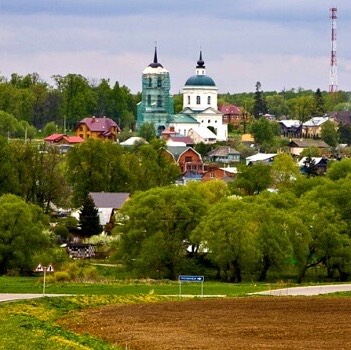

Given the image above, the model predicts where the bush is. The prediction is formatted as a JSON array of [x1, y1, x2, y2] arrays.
[[54, 271, 70, 282]]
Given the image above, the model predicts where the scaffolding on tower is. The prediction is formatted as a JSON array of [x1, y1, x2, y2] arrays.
[[329, 7, 338, 93]]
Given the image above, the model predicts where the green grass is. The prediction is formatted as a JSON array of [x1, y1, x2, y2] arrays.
[[0, 276, 280, 296], [0, 295, 166, 350], [1, 276, 351, 349]]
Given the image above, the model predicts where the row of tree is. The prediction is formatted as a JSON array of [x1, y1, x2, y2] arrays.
[[0, 73, 138, 131], [114, 157, 351, 283], [1, 72, 350, 138], [0, 137, 180, 210]]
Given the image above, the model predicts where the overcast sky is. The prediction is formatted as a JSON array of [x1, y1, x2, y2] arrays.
[[0, 0, 350, 94]]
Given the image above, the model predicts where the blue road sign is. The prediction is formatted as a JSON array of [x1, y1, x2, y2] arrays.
[[178, 275, 204, 282]]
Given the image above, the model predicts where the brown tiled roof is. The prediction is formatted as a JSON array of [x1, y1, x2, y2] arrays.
[[289, 139, 330, 148], [206, 146, 240, 157]]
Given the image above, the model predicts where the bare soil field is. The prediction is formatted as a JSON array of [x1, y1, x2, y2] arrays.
[[59, 297, 351, 350]]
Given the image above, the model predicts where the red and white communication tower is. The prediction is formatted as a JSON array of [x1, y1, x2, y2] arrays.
[[329, 7, 338, 93]]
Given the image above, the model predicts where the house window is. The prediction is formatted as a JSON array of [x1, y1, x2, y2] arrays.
[[207, 96, 211, 105], [188, 96, 191, 105], [185, 156, 192, 162], [148, 77, 152, 87], [157, 77, 162, 87], [196, 96, 201, 105], [157, 95, 162, 107], [147, 95, 151, 106], [210, 172, 215, 178], [79, 126, 83, 131]]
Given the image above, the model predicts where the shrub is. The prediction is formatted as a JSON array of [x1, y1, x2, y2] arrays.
[[54, 271, 70, 282]]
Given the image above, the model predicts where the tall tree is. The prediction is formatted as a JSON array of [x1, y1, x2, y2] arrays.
[[314, 88, 325, 116], [192, 199, 258, 282], [117, 186, 208, 280], [79, 195, 102, 238], [0, 194, 49, 274], [321, 120, 338, 148], [253, 81, 268, 118]]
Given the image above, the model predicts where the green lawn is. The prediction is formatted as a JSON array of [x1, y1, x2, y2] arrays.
[[0, 276, 274, 296]]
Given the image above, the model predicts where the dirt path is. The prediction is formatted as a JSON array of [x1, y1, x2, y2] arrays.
[[58, 296, 351, 350]]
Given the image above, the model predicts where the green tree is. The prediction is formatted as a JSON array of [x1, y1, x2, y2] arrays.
[[289, 95, 316, 122], [192, 199, 258, 282], [0, 111, 18, 138], [249, 201, 294, 281], [8, 141, 71, 211], [43, 122, 58, 136], [137, 122, 156, 142], [271, 153, 300, 190], [292, 199, 349, 283], [253, 81, 268, 118], [230, 163, 272, 196], [53, 74, 96, 128], [338, 124, 351, 145], [250, 118, 279, 147], [79, 195, 102, 238], [0, 194, 50, 274], [117, 186, 208, 280], [321, 120, 338, 148], [314, 88, 325, 115], [66, 138, 129, 206], [326, 158, 351, 181]]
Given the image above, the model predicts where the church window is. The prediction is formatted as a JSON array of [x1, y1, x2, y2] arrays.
[[207, 96, 211, 105], [157, 95, 162, 107], [196, 96, 201, 104], [147, 95, 151, 106], [157, 77, 162, 87], [148, 77, 152, 87], [188, 96, 191, 105]]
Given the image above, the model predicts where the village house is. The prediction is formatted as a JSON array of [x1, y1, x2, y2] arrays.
[[206, 146, 240, 164], [279, 120, 302, 138], [219, 104, 242, 128], [89, 192, 130, 233], [302, 116, 329, 138], [288, 139, 330, 156], [75, 116, 120, 141], [44, 133, 84, 145]]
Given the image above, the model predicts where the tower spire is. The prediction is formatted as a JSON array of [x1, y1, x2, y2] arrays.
[[148, 43, 163, 68], [197, 50, 205, 69], [153, 43, 158, 64]]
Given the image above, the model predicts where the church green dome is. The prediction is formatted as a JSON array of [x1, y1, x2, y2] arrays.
[[185, 75, 216, 87]]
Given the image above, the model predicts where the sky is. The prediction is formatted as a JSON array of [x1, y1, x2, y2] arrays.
[[0, 0, 350, 94]]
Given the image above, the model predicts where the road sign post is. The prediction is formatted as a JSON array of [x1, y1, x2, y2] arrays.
[[178, 275, 204, 297], [35, 264, 54, 296]]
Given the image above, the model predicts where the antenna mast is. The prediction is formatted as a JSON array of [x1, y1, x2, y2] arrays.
[[329, 7, 338, 93]]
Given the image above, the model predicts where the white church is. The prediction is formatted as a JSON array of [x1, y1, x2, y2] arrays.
[[137, 49, 227, 143]]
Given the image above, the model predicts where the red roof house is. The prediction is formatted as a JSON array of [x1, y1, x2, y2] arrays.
[[44, 134, 84, 145]]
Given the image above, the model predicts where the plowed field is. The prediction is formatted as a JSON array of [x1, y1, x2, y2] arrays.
[[59, 297, 351, 349]]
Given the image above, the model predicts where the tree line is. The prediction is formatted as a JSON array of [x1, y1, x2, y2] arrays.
[[0, 137, 180, 210], [0, 73, 139, 133], [1, 72, 351, 140], [113, 156, 351, 283]]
